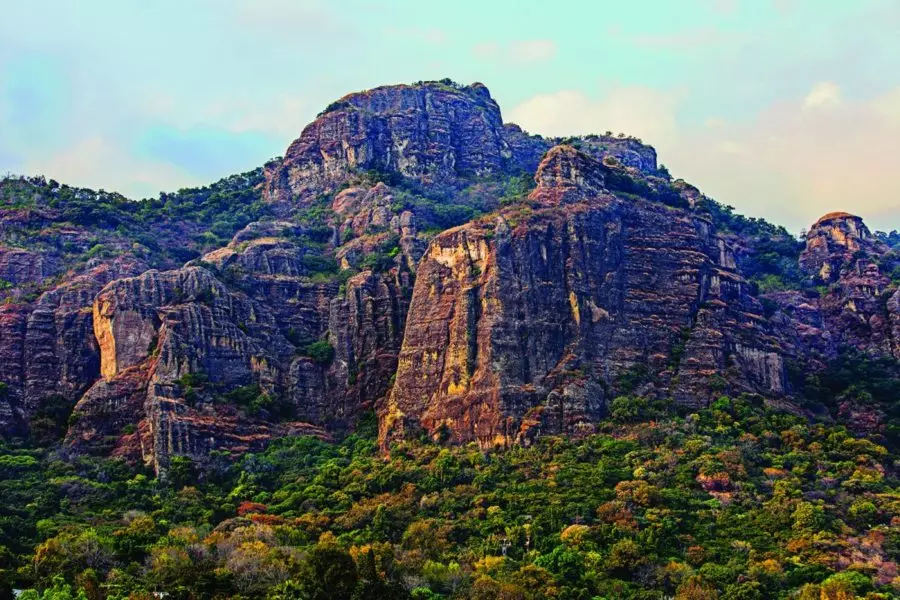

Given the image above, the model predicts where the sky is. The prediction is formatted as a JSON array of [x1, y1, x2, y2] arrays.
[[1, 0, 899, 233]]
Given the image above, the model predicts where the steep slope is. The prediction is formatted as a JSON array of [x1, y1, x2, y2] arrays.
[[0, 171, 269, 439], [800, 212, 899, 358], [264, 79, 661, 206], [381, 146, 785, 446], [0, 79, 898, 471]]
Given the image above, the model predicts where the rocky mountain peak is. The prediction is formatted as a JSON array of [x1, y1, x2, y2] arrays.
[[800, 211, 882, 281], [4, 78, 900, 480], [333, 80, 501, 117], [263, 80, 665, 208], [528, 145, 609, 206], [264, 80, 519, 204]]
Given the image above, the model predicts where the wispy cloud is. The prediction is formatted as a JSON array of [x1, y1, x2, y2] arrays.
[[25, 136, 199, 198], [802, 81, 842, 110], [608, 25, 738, 51], [230, 0, 348, 43], [508, 40, 557, 63], [471, 39, 557, 65], [770, 0, 800, 16], [511, 81, 900, 231], [508, 86, 684, 149], [707, 0, 739, 15]]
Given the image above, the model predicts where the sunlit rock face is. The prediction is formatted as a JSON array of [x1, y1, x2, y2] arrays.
[[800, 212, 882, 283], [381, 147, 784, 448], [264, 81, 660, 206], [2, 79, 899, 469]]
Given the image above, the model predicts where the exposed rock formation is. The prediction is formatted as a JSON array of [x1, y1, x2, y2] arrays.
[[0, 248, 50, 286], [69, 209, 411, 470], [265, 81, 660, 205], [800, 212, 885, 282], [2, 79, 899, 469], [264, 81, 522, 203], [381, 146, 784, 447], [0, 257, 147, 436], [799, 212, 899, 359]]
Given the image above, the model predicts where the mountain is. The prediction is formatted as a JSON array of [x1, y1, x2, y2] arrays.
[[2, 79, 900, 599], [1, 80, 898, 470]]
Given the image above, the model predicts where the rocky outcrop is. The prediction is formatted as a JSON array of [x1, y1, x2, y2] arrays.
[[381, 147, 784, 447], [0, 257, 148, 436], [575, 135, 659, 174], [69, 206, 413, 470], [78, 265, 308, 470], [0, 248, 50, 286], [265, 82, 520, 203], [4, 79, 900, 467], [798, 212, 899, 359], [331, 183, 425, 271], [800, 212, 885, 282], [265, 81, 661, 206], [203, 217, 413, 425], [529, 146, 608, 206]]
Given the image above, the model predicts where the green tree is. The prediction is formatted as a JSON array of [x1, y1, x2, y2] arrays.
[[295, 538, 358, 600], [19, 576, 88, 600]]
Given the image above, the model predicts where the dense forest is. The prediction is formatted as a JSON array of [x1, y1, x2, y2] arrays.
[[2, 371, 899, 599]]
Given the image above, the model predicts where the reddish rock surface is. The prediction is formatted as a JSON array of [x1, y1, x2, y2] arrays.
[[1, 80, 898, 470], [798, 212, 899, 359], [381, 147, 784, 447], [264, 81, 661, 205]]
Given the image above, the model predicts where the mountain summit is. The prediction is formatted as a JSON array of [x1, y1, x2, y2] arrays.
[[0, 80, 898, 471]]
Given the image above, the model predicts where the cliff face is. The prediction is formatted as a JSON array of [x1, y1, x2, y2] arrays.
[[0, 255, 148, 437], [265, 80, 660, 205], [381, 147, 784, 447], [68, 225, 407, 469], [797, 212, 899, 359], [2, 79, 899, 468], [264, 82, 521, 203], [800, 212, 884, 282]]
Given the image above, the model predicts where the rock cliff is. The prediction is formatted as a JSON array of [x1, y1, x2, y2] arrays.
[[381, 146, 784, 447], [1, 79, 898, 469], [797, 212, 899, 359], [265, 80, 660, 206]]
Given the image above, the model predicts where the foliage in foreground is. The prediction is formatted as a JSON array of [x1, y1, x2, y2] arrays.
[[1, 395, 898, 600]]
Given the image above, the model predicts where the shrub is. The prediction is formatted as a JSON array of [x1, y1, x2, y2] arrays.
[[303, 340, 335, 365]]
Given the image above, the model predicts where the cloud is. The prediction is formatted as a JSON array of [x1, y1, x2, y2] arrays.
[[673, 83, 900, 230], [803, 81, 842, 110], [0, 56, 68, 150], [25, 136, 199, 198], [508, 87, 683, 150], [136, 125, 276, 181], [707, 0, 739, 15], [471, 39, 557, 65], [770, 0, 800, 15], [872, 87, 900, 124], [229, 0, 352, 45], [509, 82, 900, 232], [604, 19, 737, 52], [133, 87, 315, 143], [231, 0, 334, 30], [472, 42, 500, 59], [200, 96, 314, 139], [508, 40, 557, 63], [628, 27, 735, 50]]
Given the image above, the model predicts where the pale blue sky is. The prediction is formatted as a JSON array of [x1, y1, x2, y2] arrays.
[[1, 0, 899, 231]]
